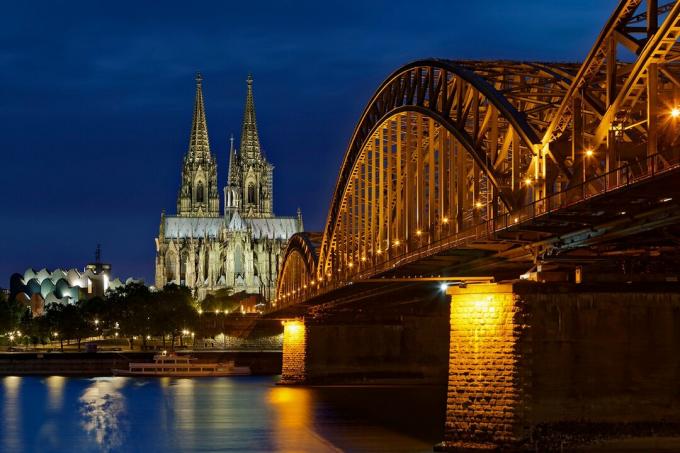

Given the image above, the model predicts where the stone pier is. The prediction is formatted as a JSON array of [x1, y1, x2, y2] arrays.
[[441, 281, 680, 451], [280, 314, 449, 385]]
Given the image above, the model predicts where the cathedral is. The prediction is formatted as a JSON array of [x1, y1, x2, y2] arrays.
[[155, 74, 302, 301]]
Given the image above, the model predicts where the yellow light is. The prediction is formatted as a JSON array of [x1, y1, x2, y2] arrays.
[[523, 177, 532, 185], [361, 256, 366, 262], [475, 201, 483, 209], [672, 107, 680, 118], [310, 280, 315, 284], [348, 262, 354, 268], [198, 309, 203, 314], [442, 217, 449, 223], [393, 240, 400, 246], [514, 217, 519, 223], [146, 335, 151, 340], [585, 148, 594, 157], [376, 249, 382, 254], [215, 309, 220, 314], [416, 230, 422, 236]]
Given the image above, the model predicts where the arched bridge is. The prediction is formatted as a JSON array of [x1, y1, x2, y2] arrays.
[[275, 0, 680, 311]]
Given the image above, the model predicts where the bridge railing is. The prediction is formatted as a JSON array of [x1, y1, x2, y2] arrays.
[[278, 152, 680, 308]]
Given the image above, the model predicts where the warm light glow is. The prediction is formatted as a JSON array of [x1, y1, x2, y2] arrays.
[[393, 239, 400, 246], [376, 249, 382, 254], [416, 230, 422, 236], [197, 309, 203, 314], [672, 107, 680, 118], [475, 201, 483, 209], [523, 177, 532, 185], [513, 217, 519, 223], [283, 320, 303, 336], [442, 217, 449, 223], [361, 256, 366, 262], [585, 148, 594, 157], [440, 283, 449, 292], [348, 262, 354, 268]]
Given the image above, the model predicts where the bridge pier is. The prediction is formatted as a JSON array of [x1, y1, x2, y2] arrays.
[[442, 283, 529, 451], [440, 281, 680, 451], [280, 319, 308, 384], [280, 313, 449, 385]]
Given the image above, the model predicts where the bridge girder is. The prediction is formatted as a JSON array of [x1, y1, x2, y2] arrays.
[[275, 0, 680, 307]]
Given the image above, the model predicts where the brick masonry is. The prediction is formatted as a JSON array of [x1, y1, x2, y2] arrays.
[[443, 281, 680, 450], [280, 320, 307, 384]]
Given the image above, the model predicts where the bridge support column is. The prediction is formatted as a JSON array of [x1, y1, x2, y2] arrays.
[[280, 319, 308, 384], [440, 283, 530, 451]]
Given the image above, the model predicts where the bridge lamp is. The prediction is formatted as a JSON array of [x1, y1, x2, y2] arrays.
[[523, 177, 533, 186], [671, 107, 680, 118], [585, 148, 594, 158]]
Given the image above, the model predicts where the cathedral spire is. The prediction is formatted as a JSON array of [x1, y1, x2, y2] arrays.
[[239, 74, 262, 159], [188, 72, 211, 157], [227, 134, 235, 183]]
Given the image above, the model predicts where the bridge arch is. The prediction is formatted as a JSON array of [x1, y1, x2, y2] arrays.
[[316, 59, 575, 280], [275, 232, 322, 306]]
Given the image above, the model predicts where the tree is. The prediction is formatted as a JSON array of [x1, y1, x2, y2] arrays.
[[0, 293, 26, 336], [154, 284, 198, 351], [44, 303, 91, 351], [199, 287, 241, 314]]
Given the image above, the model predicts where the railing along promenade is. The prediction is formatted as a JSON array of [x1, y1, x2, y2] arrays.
[[276, 152, 680, 309]]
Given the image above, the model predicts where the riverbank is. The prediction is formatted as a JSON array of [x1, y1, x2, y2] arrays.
[[0, 350, 282, 376]]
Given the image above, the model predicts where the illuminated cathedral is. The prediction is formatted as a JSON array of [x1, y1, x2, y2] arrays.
[[155, 74, 302, 300]]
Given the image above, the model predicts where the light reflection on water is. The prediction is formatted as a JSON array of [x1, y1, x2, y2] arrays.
[[0, 375, 444, 453]]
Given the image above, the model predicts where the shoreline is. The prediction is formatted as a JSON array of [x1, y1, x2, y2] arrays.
[[0, 350, 283, 376]]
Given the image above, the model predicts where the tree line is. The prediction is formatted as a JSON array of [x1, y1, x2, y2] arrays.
[[0, 283, 198, 351]]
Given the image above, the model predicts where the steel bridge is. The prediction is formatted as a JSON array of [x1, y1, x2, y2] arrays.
[[275, 0, 680, 313]]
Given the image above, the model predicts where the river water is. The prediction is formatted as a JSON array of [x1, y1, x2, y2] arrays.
[[0, 375, 445, 452]]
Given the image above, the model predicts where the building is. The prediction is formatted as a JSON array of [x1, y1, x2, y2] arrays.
[[8, 253, 141, 316], [155, 74, 302, 301]]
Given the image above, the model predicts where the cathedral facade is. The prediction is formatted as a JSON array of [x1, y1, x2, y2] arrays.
[[155, 74, 302, 301]]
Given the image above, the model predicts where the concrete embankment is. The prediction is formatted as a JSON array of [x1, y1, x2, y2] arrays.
[[0, 351, 282, 376]]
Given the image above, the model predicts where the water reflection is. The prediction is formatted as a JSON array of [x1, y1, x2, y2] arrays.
[[46, 376, 65, 411], [0, 376, 443, 452], [2, 376, 21, 453], [79, 377, 128, 451], [268, 386, 341, 452]]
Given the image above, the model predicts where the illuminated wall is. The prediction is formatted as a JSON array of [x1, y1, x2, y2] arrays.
[[444, 283, 530, 448], [280, 320, 307, 384]]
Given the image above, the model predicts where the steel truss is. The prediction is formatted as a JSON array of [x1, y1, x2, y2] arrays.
[[275, 0, 680, 307]]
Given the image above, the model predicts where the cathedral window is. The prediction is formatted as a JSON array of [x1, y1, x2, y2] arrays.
[[247, 183, 255, 204], [196, 182, 205, 203]]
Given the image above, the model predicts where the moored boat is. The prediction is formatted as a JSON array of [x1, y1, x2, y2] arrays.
[[112, 351, 250, 377]]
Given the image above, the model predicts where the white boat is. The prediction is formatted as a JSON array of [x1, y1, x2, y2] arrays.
[[112, 352, 251, 377]]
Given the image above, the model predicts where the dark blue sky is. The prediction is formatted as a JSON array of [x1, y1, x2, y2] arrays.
[[0, 0, 618, 284]]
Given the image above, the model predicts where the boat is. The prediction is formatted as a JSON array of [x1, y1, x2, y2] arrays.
[[112, 351, 251, 377]]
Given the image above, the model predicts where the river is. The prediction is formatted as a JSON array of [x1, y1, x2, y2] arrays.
[[0, 375, 445, 452]]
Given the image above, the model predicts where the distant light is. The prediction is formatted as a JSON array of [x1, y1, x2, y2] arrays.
[[660, 197, 673, 203], [523, 177, 533, 185], [672, 107, 680, 118], [376, 249, 382, 255], [440, 283, 449, 292], [514, 217, 519, 223], [146, 335, 151, 340], [361, 256, 367, 262], [585, 148, 594, 158], [475, 201, 483, 209], [442, 217, 449, 224], [197, 309, 203, 314], [416, 230, 422, 236], [348, 262, 354, 268], [393, 240, 400, 246]]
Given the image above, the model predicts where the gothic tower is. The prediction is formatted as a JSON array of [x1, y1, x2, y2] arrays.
[[231, 75, 274, 218], [177, 73, 220, 217]]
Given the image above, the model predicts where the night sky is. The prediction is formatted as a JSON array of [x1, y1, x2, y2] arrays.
[[1, 1, 618, 284]]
